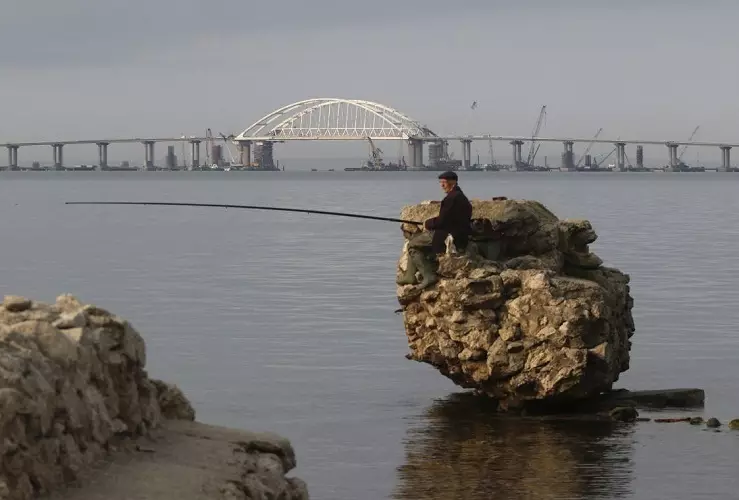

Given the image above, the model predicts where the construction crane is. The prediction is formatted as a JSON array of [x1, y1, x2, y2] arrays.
[[218, 132, 239, 166], [576, 128, 604, 168], [593, 146, 616, 168], [525, 105, 546, 168], [366, 137, 384, 169], [204, 128, 214, 166], [677, 126, 700, 162]]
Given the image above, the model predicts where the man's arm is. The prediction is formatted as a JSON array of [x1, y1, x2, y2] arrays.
[[424, 193, 456, 230]]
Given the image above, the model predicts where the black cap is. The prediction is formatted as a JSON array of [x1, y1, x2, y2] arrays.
[[438, 171, 458, 181]]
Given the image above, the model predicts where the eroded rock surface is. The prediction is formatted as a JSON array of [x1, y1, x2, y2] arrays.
[[0, 294, 308, 500], [396, 199, 635, 411]]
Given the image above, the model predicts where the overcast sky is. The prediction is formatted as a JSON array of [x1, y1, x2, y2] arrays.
[[2, 0, 738, 165]]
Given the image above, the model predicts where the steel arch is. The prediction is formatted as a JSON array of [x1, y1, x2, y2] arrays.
[[234, 98, 437, 141]]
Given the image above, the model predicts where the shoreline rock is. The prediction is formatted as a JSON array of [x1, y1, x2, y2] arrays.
[[0, 294, 309, 500], [396, 199, 636, 411]]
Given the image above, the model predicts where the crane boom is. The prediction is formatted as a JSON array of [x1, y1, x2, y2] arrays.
[[678, 126, 700, 161], [594, 146, 616, 167], [526, 105, 546, 167], [576, 128, 603, 167]]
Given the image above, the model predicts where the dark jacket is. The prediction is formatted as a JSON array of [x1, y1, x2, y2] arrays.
[[424, 185, 473, 254]]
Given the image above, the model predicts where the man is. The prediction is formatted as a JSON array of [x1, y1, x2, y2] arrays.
[[397, 171, 473, 288]]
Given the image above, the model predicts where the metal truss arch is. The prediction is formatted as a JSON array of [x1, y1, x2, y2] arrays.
[[234, 98, 437, 141]]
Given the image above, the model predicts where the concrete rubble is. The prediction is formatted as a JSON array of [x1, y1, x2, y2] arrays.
[[0, 294, 309, 500], [396, 198, 636, 411]]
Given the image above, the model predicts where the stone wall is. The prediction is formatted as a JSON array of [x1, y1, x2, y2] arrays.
[[396, 199, 635, 411], [0, 294, 308, 499]]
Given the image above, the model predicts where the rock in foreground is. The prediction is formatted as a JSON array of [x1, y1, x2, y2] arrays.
[[46, 420, 308, 500], [0, 294, 308, 499], [396, 199, 635, 411]]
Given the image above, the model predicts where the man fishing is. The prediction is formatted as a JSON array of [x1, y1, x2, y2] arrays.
[[397, 171, 473, 288]]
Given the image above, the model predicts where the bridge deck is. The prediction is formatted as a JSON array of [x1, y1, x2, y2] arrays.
[[2, 135, 739, 148]]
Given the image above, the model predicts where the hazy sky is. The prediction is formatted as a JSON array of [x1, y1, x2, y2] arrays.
[[2, 0, 738, 164]]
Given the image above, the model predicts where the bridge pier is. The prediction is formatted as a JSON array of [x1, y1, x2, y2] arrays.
[[96, 142, 109, 169], [720, 146, 732, 171], [190, 140, 201, 169], [239, 141, 251, 167], [7, 145, 18, 170], [615, 142, 626, 171], [636, 145, 644, 169], [408, 139, 423, 168], [461, 139, 472, 168], [666, 143, 679, 170], [143, 141, 155, 170], [510, 140, 524, 167], [561, 141, 575, 170], [52, 144, 64, 170]]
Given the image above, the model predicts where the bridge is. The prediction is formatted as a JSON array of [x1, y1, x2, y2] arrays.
[[2, 97, 738, 171]]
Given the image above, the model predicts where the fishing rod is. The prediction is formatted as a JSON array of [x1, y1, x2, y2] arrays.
[[64, 201, 424, 225]]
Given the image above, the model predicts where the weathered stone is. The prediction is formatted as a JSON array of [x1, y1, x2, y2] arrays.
[[2, 296, 32, 312], [0, 294, 308, 500], [53, 309, 88, 329], [706, 417, 721, 428], [55, 294, 84, 313], [9, 320, 80, 367], [609, 406, 639, 422], [602, 388, 705, 409], [151, 379, 196, 421], [728, 419, 739, 430], [397, 199, 635, 410]]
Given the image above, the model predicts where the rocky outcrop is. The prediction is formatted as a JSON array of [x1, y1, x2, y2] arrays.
[[0, 294, 308, 500], [396, 199, 635, 411]]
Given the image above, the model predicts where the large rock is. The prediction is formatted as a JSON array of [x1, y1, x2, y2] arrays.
[[396, 199, 635, 411], [0, 294, 308, 499]]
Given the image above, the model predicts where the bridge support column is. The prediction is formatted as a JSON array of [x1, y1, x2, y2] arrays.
[[666, 143, 679, 170], [239, 141, 251, 167], [415, 140, 423, 168], [561, 141, 575, 170], [510, 140, 524, 167], [96, 142, 109, 169], [7, 145, 18, 170], [720, 146, 732, 171], [143, 141, 155, 170], [615, 142, 626, 171], [461, 139, 472, 168], [408, 139, 423, 168], [190, 140, 201, 169], [52, 144, 64, 170]]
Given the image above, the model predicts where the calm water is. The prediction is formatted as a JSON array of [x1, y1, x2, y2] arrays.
[[1, 168, 739, 499]]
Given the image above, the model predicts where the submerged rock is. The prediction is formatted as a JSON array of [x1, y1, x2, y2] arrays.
[[599, 388, 705, 409], [609, 406, 639, 423], [706, 418, 722, 428], [396, 198, 635, 411]]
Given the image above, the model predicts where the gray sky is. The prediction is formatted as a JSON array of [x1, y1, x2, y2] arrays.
[[2, 0, 738, 165]]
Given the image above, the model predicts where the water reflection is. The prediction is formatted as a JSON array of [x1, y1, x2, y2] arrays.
[[394, 393, 635, 500]]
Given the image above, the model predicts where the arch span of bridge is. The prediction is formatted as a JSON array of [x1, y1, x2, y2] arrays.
[[233, 98, 438, 141]]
